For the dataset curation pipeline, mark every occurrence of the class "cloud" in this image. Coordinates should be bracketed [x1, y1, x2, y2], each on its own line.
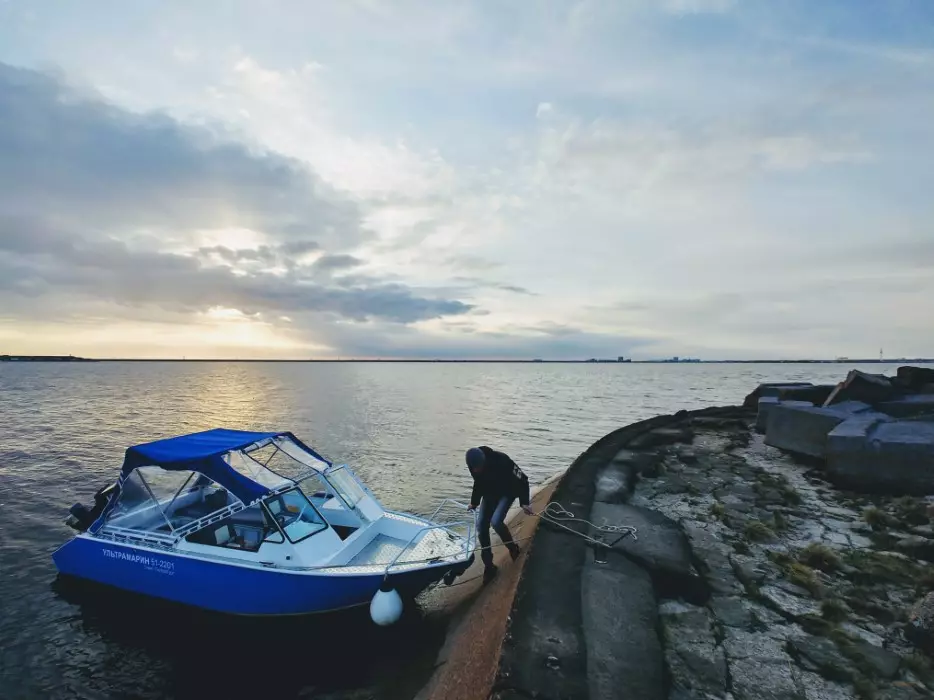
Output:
[0, 217, 472, 323]
[450, 276, 536, 296]
[0, 61, 366, 250]
[312, 253, 364, 272]
[0, 62, 473, 334]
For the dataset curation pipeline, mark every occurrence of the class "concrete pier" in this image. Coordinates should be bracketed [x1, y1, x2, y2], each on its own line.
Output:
[419, 367, 934, 699]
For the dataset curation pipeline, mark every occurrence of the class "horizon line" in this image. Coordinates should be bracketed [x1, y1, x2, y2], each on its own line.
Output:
[3, 355, 933, 364]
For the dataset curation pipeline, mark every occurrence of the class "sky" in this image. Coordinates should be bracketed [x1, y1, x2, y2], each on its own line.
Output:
[0, 0, 932, 360]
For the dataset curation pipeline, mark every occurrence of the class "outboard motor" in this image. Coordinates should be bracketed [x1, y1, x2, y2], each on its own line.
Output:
[66, 483, 117, 532]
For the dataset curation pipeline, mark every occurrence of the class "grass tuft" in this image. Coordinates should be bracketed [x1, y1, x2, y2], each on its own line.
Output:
[744, 519, 776, 543]
[789, 562, 823, 598]
[862, 507, 895, 531]
[852, 676, 876, 700]
[820, 598, 849, 623]
[799, 543, 842, 573]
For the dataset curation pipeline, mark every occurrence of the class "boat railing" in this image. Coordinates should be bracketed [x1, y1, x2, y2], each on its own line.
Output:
[382, 516, 475, 577]
[170, 500, 248, 540]
[98, 525, 178, 550]
[428, 498, 472, 524]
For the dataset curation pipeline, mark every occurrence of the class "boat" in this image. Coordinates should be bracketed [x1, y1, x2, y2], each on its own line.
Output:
[53, 428, 475, 619]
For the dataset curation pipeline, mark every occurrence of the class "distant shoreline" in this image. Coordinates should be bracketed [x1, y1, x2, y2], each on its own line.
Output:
[3, 356, 933, 364]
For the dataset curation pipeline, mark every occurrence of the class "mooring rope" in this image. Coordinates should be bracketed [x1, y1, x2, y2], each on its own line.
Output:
[424, 499, 639, 590]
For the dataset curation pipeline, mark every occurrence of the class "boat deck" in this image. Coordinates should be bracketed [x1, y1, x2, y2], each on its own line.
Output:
[349, 534, 409, 565]
[349, 529, 468, 567]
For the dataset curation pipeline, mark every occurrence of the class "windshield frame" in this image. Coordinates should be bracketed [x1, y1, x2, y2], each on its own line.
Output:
[263, 487, 329, 544]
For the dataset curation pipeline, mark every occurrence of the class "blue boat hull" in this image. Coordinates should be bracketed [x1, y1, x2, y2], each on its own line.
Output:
[53, 537, 472, 616]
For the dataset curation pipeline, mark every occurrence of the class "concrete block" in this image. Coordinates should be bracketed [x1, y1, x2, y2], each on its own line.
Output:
[827, 418, 934, 494]
[877, 394, 934, 418]
[756, 398, 813, 433]
[823, 369, 900, 407]
[590, 502, 706, 602]
[776, 384, 837, 405]
[583, 555, 665, 700]
[765, 401, 873, 459]
[743, 382, 812, 409]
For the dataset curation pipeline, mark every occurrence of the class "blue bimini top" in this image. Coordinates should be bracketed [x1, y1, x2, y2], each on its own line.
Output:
[89, 428, 331, 533]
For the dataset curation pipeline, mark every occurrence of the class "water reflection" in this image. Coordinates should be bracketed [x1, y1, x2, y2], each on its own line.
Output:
[50, 575, 444, 699]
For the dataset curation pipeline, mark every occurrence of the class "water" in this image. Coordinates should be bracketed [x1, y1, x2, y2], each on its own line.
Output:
[0, 361, 906, 698]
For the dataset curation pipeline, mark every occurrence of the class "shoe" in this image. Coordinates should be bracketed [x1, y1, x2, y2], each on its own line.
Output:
[483, 564, 498, 585]
[507, 543, 521, 561]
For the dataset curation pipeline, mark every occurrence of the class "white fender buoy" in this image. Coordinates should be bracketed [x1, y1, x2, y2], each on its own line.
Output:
[370, 581, 403, 626]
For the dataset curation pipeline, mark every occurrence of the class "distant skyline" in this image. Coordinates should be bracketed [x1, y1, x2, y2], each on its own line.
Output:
[1, 1, 932, 360]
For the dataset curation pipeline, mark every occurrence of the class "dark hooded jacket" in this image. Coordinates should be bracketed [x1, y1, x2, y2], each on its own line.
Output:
[469, 446, 530, 507]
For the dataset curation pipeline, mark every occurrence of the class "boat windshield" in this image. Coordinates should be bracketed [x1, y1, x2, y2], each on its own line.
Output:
[264, 488, 327, 543]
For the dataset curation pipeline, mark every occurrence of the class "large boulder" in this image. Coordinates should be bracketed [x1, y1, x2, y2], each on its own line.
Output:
[765, 401, 878, 459]
[823, 369, 901, 407]
[827, 418, 934, 494]
[744, 382, 834, 409]
[896, 366, 934, 391]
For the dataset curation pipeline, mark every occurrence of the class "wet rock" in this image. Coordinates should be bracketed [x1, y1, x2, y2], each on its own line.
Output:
[659, 601, 728, 697]
[792, 669, 857, 700]
[894, 535, 934, 561]
[876, 683, 934, 700]
[906, 592, 934, 652]
[839, 623, 884, 648]
[848, 639, 900, 679]
[630, 427, 695, 449]
[594, 463, 634, 504]
[761, 586, 821, 619]
[723, 628, 790, 662]
[683, 522, 744, 596]
[611, 448, 662, 477]
[730, 657, 800, 700]
[730, 553, 772, 587]
[678, 449, 698, 464]
[710, 596, 752, 628]
[787, 636, 857, 683]
[774, 580, 816, 598]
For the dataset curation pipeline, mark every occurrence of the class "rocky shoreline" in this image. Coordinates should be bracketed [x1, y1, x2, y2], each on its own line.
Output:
[486, 367, 934, 700]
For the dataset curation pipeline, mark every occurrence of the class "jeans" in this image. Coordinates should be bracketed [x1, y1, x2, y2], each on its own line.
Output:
[476, 495, 515, 567]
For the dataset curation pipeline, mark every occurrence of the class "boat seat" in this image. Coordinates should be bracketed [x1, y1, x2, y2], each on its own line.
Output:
[214, 524, 235, 546]
[186, 520, 236, 547]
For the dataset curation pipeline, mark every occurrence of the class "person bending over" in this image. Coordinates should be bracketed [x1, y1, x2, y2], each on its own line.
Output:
[465, 446, 533, 584]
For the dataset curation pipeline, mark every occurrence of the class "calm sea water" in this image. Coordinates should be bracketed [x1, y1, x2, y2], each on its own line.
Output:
[0, 361, 907, 699]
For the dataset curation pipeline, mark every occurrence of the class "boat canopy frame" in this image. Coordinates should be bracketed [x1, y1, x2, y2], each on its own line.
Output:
[89, 429, 337, 536]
